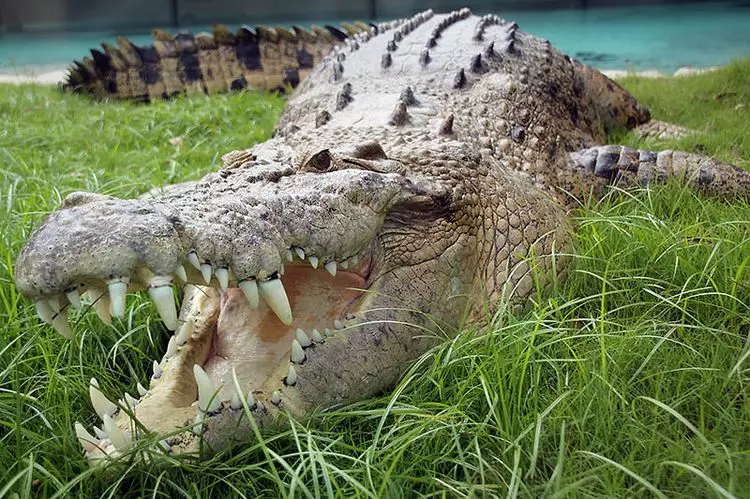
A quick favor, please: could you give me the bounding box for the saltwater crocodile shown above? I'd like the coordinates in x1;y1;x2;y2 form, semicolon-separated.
14;8;750;464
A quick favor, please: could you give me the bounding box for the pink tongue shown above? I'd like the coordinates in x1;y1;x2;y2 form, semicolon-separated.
202;267;365;399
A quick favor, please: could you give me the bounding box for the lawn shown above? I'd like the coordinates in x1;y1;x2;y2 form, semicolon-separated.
0;59;749;497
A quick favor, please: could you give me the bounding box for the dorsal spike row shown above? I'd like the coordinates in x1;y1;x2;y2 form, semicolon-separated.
389;101;411;126
453;68;467;89
473;13;506;41
427;7;472;48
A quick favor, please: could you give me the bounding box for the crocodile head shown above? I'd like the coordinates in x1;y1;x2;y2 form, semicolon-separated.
14;137;570;462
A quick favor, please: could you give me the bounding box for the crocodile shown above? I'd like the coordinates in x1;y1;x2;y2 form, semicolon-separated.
62;21;369;100
14;8;750;464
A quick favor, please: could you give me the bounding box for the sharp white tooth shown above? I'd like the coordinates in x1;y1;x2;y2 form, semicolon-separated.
102;414;129;451
48;296;61;314
340;259;349;270
325;261;337;276
193;410;204;435
286;249;293;262
334;319;344;330
89;378;117;420
324;328;332;337
66;289;82;310
308;256;319;269
285;365;298;386
175;264;188;282
176;317;195;345
215;268;229;291
51;313;72;339
74;422;99;452
230;387;242;410
295;328;312;347
165;336;178;359
35;300;55;324
247;391;256;408
258;278;293;325
187;251;201;271
193;364;221;413
93;425;107;440
148;284;177;330
152;360;162;379
290;339;305;364
350;255;359;265
239;280;259;308
107;278;129;318
294;247;305;260
137;382;148;397
279;263;285;276
200;263;212;284
312;329;323;342
124;393;139;409
270;391;282;405
86;287;111;324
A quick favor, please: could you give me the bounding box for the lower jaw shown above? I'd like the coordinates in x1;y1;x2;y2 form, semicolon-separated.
93;264;369;459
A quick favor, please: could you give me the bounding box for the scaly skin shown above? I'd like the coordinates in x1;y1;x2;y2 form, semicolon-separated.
14;8;750;462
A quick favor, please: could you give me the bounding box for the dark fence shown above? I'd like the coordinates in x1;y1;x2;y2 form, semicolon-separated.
0;0;704;34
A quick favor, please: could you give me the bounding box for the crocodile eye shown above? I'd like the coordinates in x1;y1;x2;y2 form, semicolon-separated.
301;149;332;172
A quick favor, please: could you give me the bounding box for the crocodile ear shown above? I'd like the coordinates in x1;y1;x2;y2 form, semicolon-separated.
350;141;388;161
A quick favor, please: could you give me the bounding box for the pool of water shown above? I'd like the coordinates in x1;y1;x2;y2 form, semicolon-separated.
1;2;749;74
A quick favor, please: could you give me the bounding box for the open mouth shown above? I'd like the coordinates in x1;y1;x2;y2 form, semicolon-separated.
67;245;377;463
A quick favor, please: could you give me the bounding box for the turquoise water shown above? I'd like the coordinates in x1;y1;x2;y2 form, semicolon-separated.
0;2;749;73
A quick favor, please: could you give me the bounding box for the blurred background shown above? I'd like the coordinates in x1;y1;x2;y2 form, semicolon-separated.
0;1;748;73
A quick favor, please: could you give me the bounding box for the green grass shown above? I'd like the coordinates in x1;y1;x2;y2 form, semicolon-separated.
1;59;749;497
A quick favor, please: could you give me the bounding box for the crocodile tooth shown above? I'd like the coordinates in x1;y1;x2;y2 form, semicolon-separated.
148;284;177;330
286;249;294;262
290;339;306;364
35;299;55;324
48;296;61;313
270;390;282;405
74;422;98;452
86;287;111;324
258;278;293;325
107;278;128;318
230;387;242;410
193;364;221;413
308;255;319;269
103;414;129;451
285;365;298;386
193;410;204;434
349;255;359;265
187;251;201;270
296;328;312;347
51;313;72;339
152;360;162;379
136;382;148;397
176;316;195;345
294;247;305;260
334;319;344;330
175;264;188;282
312;329;324;342
247;391;256;409
66;289;82;310
324;328;332;337
325;261;337;276
93;425;107;440
239;279;260;308
124;392;139;409
200;263;212;284
89;377;117;420
164;335;178;359
215;267;229;291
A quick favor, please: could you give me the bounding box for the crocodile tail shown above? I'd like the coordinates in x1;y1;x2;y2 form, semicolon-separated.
60;22;369;101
